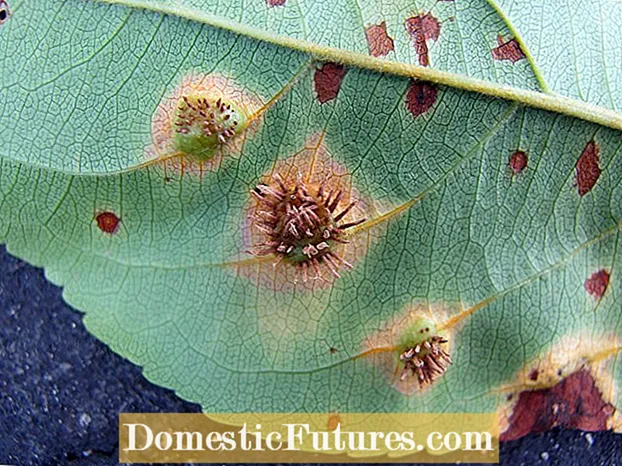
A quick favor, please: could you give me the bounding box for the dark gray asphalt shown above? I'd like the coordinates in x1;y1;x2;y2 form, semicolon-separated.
1;245;620;466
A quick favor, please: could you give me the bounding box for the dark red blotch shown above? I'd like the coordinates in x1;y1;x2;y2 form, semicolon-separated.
314;63;346;104
576;140;601;196
509;151;528;175
501;369;615;441
405;80;438;117
365;22;395;57
96;212;120;234
492;35;525;63
585;269;610;299
405;13;441;67
266;0;286;6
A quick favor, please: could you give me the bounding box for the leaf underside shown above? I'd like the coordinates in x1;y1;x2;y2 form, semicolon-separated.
0;0;621;440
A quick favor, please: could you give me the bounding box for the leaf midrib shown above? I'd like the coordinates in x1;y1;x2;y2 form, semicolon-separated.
91;0;622;132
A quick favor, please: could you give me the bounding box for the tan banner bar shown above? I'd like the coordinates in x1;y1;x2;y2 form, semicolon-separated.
119;413;498;463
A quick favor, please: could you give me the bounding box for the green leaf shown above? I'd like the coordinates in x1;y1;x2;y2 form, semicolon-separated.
1;0;621;438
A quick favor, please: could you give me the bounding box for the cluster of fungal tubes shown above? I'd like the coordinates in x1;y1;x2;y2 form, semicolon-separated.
149;73;459;392
362;307;456;394
399;335;453;387
249;173;366;281
149;73;262;174
173;95;244;160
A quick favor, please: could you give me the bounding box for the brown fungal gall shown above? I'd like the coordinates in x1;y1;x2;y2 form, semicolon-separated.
173;94;245;159
362;302;455;395
399;335;453;387
149;74;262;175
249;173;366;277
0;1;9;25
239;134;374;291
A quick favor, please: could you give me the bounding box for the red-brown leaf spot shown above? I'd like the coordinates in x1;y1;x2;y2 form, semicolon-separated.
585;269;610;299
509;151;528;175
576;140;601;196
96;212;120;234
365;21;395;57
314;63;346;104
266;0;286;6
492;35;525;63
405;13;441;66
501;369;615;441
405;80;438;117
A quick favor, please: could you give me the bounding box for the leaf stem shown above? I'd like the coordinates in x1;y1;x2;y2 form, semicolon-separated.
94;0;622;132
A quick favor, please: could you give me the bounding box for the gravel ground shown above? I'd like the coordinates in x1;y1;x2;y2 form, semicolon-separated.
1;245;621;466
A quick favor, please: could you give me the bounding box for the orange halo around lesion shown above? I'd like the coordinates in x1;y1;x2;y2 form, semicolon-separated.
236;133;376;292
145;73;264;177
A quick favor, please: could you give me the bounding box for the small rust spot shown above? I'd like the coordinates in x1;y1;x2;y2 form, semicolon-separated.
329;347;338;354
314;63;346;104
365;21;395;57
266;0;286;6
327;414;342;431
492;35;526;63
501;369;616;441
96;212;120;234
509;151;528;175
585;269;610;300
576;140;601;196
405;80;438;117
528;369;539;381
405;13;441;66
0;1;9;24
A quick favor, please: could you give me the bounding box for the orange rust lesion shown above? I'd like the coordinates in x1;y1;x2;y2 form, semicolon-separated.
235;134;377;292
361;301;457;395
495;333;622;440
146;73;264;177
327;413;342;431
